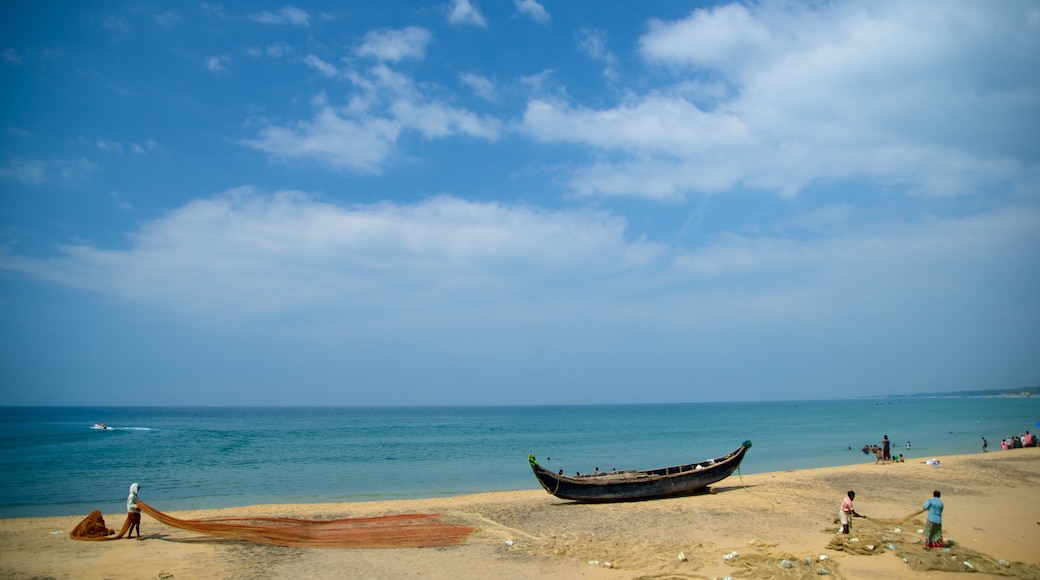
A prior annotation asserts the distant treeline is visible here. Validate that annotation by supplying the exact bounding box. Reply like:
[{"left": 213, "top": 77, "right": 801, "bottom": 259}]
[{"left": 899, "top": 386, "right": 1040, "bottom": 398}]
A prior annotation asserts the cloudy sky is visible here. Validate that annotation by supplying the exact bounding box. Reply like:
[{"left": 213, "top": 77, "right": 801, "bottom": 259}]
[{"left": 1, "top": 1, "right": 1038, "bottom": 406}]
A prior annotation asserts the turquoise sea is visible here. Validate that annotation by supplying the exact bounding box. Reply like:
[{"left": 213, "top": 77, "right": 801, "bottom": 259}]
[{"left": 2, "top": 398, "right": 1038, "bottom": 518}]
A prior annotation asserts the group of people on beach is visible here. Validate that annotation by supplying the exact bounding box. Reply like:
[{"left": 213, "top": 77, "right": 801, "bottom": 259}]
[
  {"left": 981, "top": 429, "right": 1036, "bottom": 452},
  {"left": 860, "top": 434, "right": 905, "bottom": 464},
  {"left": 839, "top": 489, "right": 945, "bottom": 548},
  {"left": 843, "top": 425, "right": 1040, "bottom": 549},
  {"left": 863, "top": 428, "right": 1038, "bottom": 460},
  {"left": 997, "top": 430, "right": 1036, "bottom": 450}
]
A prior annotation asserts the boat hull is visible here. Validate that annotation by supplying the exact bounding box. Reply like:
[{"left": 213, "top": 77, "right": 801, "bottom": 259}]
[{"left": 529, "top": 443, "right": 749, "bottom": 503}]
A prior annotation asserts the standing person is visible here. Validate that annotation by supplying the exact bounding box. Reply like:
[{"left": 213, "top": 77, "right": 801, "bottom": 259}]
[
  {"left": 921, "top": 490, "right": 944, "bottom": 548},
  {"left": 126, "top": 483, "right": 142, "bottom": 540},
  {"left": 882, "top": 435, "right": 891, "bottom": 462},
  {"left": 839, "top": 490, "right": 863, "bottom": 534},
  {"left": 981, "top": 436, "right": 988, "bottom": 452}
]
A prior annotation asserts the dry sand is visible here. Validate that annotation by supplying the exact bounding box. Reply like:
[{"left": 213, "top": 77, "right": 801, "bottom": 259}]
[{"left": 2, "top": 448, "right": 1038, "bottom": 579}]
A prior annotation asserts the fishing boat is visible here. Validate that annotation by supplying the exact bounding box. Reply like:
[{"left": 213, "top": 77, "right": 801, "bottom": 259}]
[{"left": 528, "top": 441, "right": 751, "bottom": 502}]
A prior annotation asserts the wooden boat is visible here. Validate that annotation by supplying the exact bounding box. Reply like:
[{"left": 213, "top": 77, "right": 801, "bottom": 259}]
[{"left": 528, "top": 441, "right": 751, "bottom": 502}]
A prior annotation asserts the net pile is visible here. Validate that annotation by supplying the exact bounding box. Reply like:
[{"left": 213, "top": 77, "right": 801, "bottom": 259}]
[
  {"left": 72, "top": 502, "right": 475, "bottom": 549},
  {"left": 726, "top": 552, "right": 845, "bottom": 580},
  {"left": 825, "top": 514, "right": 1040, "bottom": 577},
  {"left": 69, "top": 510, "right": 128, "bottom": 541}
]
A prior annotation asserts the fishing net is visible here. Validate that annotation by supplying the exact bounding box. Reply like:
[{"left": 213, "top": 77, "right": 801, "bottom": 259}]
[
  {"left": 725, "top": 552, "right": 846, "bottom": 580},
  {"left": 824, "top": 513, "right": 1040, "bottom": 576},
  {"left": 69, "top": 510, "right": 126, "bottom": 540},
  {"left": 71, "top": 502, "right": 475, "bottom": 549}
]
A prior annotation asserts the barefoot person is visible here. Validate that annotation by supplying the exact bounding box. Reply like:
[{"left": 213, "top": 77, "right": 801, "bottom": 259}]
[
  {"left": 921, "top": 490, "right": 944, "bottom": 548},
  {"left": 839, "top": 490, "right": 864, "bottom": 534},
  {"left": 126, "top": 483, "right": 142, "bottom": 540}
]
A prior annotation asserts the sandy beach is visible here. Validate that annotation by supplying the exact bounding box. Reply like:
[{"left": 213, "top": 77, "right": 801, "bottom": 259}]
[{"left": 2, "top": 447, "right": 1038, "bottom": 579}]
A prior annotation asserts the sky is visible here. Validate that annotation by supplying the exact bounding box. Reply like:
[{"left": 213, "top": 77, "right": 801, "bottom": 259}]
[{"left": 1, "top": 1, "right": 1038, "bottom": 406}]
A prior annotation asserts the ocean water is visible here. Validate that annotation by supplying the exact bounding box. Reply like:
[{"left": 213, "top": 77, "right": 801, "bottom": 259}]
[{"left": 1, "top": 398, "right": 1038, "bottom": 518}]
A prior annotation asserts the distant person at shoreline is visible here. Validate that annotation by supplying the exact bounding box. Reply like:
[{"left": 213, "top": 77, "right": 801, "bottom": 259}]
[
  {"left": 1023, "top": 431, "right": 1036, "bottom": 447},
  {"left": 921, "top": 490, "right": 944, "bottom": 548},
  {"left": 839, "top": 490, "right": 863, "bottom": 534},
  {"left": 882, "top": 435, "right": 891, "bottom": 462},
  {"left": 126, "top": 483, "right": 142, "bottom": 540},
  {"left": 873, "top": 445, "right": 886, "bottom": 464},
  {"left": 906, "top": 440, "right": 911, "bottom": 449},
  {"left": 981, "top": 436, "right": 988, "bottom": 452}
]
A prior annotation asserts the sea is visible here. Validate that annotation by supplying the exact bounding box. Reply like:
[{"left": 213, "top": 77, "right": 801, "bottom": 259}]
[{"left": 2, "top": 398, "right": 1038, "bottom": 519}]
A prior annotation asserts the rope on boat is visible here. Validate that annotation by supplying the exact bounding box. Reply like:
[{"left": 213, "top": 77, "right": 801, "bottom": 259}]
[
  {"left": 530, "top": 454, "right": 561, "bottom": 496},
  {"left": 731, "top": 441, "right": 775, "bottom": 507},
  {"left": 735, "top": 465, "right": 777, "bottom": 508}
]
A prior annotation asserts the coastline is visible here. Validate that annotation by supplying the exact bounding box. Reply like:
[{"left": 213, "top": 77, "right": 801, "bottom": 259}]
[{"left": 2, "top": 447, "right": 1038, "bottom": 579}]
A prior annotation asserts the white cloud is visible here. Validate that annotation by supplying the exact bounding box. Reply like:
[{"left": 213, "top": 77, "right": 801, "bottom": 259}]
[
  {"left": 59, "top": 158, "right": 97, "bottom": 182},
  {"left": 5, "top": 191, "right": 1035, "bottom": 346},
  {"left": 2, "top": 48, "right": 23, "bottom": 66},
  {"left": 515, "top": 0, "right": 550, "bottom": 25},
  {"left": 251, "top": 6, "right": 310, "bottom": 26},
  {"left": 0, "top": 157, "right": 95, "bottom": 185},
  {"left": 459, "top": 72, "right": 496, "bottom": 101},
  {"left": 241, "top": 107, "right": 399, "bottom": 173},
  {"left": 249, "top": 42, "right": 292, "bottom": 58},
  {"left": 577, "top": 29, "right": 618, "bottom": 80},
  {"left": 96, "top": 140, "right": 124, "bottom": 153},
  {"left": 523, "top": 97, "right": 753, "bottom": 157},
  {"left": 668, "top": 207, "right": 1040, "bottom": 301},
  {"left": 201, "top": 2, "right": 226, "bottom": 19},
  {"left": 356, "top": 27, "right": 432, "bottom": 62},
  {"left": 241, "top": 63, "right": 501, "bottom": 172},
  {"left": 205, "top": 55, "right": 230, "bottom": 72},
  {"left": 640, "top": 3, "right": 773, "bottom": 71},
  {"left": 104, "top": 16, "right": 130, "bottom": 35},
  {"left": 390, "top": 100, "right": 499, "bottom": 140},
  {"left": 448, "top": 0, "right": 488, "bottom": 28},
  {"left": 4, "top": 190, "right": 661, "bottom": 317},
  {"left": 109, "top": 190, "right": 134, "bottom": 212},
  {"left": 154, "top": 11, "right": 181, "bottom": 27},
  {"left": 519, "top": 69, "right": 561, "bottom": 96},
  {"left": 562, "top": 158, "right": 746, "bottom": 200},
  {"left": 0, "top": 158, "right": 47, "bottom": 184},
  {"left": 524, "top": 2, "right": 1040, "bottom": 199},
  {"left": 303, "top": 54, "right": 339, "bottom": 78},
  {"left": 131, "top": 140, "right": 159, "bottom": 154}
]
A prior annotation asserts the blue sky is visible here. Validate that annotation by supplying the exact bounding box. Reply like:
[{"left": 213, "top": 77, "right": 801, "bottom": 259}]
[{"left": 1, "top": 1, "right": 1038, "bottom": 406}]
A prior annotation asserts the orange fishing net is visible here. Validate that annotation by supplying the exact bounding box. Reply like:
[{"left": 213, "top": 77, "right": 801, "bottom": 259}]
[
  {"left": 71, "top": 502, "right": 475, "bottom": 548},
  {"left": 69, "top": 510, "right": 125, "bottom": 540}
]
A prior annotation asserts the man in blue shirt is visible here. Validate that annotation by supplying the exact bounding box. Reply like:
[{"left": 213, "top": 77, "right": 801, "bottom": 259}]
[{"left": 922, "top": 490, "right": 944, "bottom": 548}]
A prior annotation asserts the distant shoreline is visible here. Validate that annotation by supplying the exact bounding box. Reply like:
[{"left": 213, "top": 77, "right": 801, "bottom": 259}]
[{"left": 861, "top": 387, "right": 1040, "bottom": 400}]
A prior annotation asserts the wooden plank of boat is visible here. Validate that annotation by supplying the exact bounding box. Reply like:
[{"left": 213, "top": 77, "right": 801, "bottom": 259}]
[{"left": 528, "top": 441, "right": 751, "bottom": 503}]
